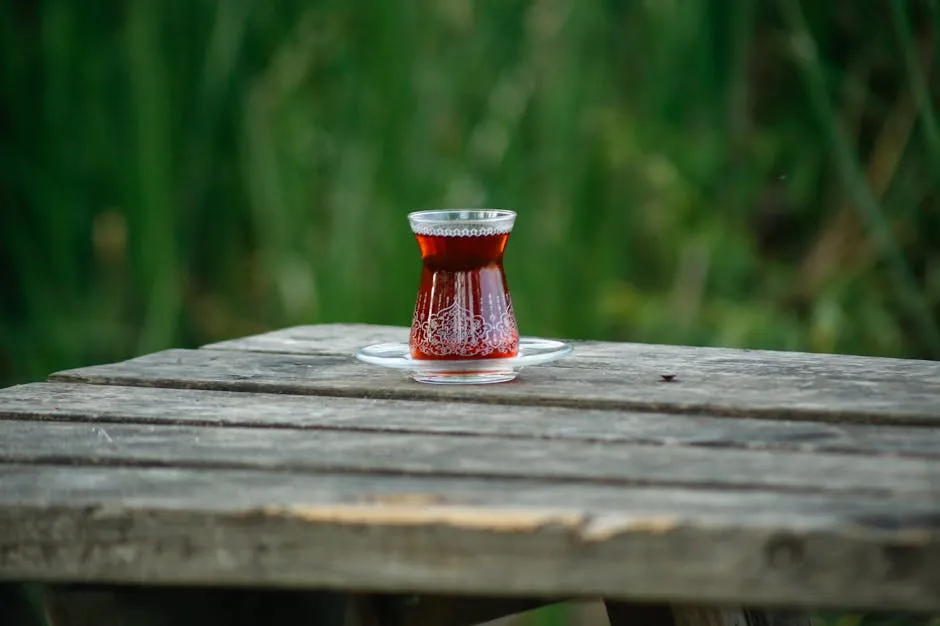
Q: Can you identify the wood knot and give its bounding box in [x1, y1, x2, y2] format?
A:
[765, 535, 805, 570]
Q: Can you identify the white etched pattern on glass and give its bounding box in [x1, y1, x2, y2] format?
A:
[409, 222, 513, 237]
[411, 294, 517, 357]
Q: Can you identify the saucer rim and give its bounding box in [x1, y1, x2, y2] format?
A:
[354, 337, 573, 372]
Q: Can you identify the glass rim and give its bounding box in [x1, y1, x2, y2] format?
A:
[407, 209, 516, 236]
[407, 208, 516, 224]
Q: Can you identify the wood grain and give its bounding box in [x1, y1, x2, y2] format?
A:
[203, 323, 409, 356]
[0, 417, 935, 497]
[0, 465, 938, 611]
[3, 383, 940, 459]
[49, 345, 940, 425]
[7, 323, 940, 615]
[197, 323, 937, 379]
[204, 324, 940, 397]
[4, 463, 938, 525]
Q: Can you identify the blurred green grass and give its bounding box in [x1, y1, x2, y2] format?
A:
[2, 0, 938, 387]
[1, 1, 939, 624]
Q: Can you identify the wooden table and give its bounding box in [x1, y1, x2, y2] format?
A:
[1, 323, 939, 626]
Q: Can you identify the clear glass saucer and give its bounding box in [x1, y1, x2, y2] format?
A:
[354, 338, 573, 384]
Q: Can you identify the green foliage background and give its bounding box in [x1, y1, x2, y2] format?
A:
[0, 1, 938, 623]
[2, 0, 939, 387]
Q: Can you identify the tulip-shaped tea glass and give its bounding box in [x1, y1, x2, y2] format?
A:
[355, 209, 571, 384]
[408, 209, 519, 362]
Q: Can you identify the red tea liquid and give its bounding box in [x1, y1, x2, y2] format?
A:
[410, 232, 519, 360]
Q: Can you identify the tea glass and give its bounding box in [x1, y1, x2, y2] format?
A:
[354, 208, 571, 383]
[408, 209, 519, 372]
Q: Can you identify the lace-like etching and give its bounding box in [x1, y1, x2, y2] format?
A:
[409, 223, 513, 237]
[411, 297, 517, 357]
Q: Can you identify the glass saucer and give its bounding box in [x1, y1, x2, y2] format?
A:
[354, 338, 573, 384]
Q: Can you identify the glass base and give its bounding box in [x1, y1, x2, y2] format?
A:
[354, 338, 572, 385]
[411, 369, 518, 385]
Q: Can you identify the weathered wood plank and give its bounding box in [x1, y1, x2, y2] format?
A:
[2, 383, 940, 459]
[203, 323, 409, 356]
[0, 417, 936, 496]
[204, 324, 940, 391]
[49, 347, 940, 425]
[6, 464, 938, 524]
[1, 465, 939, 611]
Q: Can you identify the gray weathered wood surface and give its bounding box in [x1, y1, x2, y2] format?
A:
[1, 323, 939, 615]
[1, 464, 937, 610]
[52, 328, 940, 424]
[0, 412, 936, 495]
[4, 382, 940, 459]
